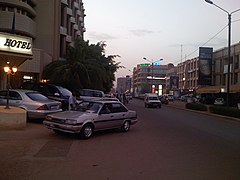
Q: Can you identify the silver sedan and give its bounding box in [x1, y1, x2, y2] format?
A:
[43, 100, 138, 139]
[0, 89, 62, 119]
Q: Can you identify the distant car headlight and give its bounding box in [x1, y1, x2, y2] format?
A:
[65, 119, 77, 125]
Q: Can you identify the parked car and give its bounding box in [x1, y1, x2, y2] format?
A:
[214, 98, 225, 105]
[20, 81, 72, 110]
[144, 93, 161, 108]
[76, 89, 104, 101]
[0, 89, 62, 119]
[166, 94, 174, 102]
[43, 100, 138, 139]
[159, 95, 169, 104]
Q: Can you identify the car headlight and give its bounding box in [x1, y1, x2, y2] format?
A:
[65, 119, 77, 125]
[45, 116, 52, 121]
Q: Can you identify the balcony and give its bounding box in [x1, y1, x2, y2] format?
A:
[66, 35, 72, 43]
[61, 0, 68, 6]
[70, 17, 76, 24]
[66, 8, 73, 16]
[60, 26, 67, 36]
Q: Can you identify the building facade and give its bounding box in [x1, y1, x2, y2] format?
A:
[177, 42, 240, 105]
[0, 0, 86, 89]
[177, 57, 199, 95]
[116, 76, 132, 94]
[132, 63, 175, 96]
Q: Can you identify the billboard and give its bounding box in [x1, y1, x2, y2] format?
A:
[170, 76, 179, 90]
[198, 47, 213, 85]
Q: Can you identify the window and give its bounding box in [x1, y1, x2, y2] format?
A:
[234, 55, 239, 69]
[0, 91, 7, 99]
[9, 91, 22, 100]
[111, 103, 128, 113]
[234, 73, 238, 84]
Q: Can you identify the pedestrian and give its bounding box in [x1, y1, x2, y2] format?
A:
[69, 90, 77, 110]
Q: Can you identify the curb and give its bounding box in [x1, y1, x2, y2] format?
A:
[166, 103, 240, 122]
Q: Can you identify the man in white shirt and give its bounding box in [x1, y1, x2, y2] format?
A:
[69, 91, 77, 110]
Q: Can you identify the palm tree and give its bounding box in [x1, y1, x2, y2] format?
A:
[42, 38, 122, 92]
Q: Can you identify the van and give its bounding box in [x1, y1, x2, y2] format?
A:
[144, 93, 161, 108]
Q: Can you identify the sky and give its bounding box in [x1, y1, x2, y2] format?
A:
[84, 0, 240, 79]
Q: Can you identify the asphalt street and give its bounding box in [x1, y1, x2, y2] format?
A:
[0, 99, 240, 180]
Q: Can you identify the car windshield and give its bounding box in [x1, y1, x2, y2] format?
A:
[58, 87, 72, 97]
[26, 92, 49, 101]
[77, 101, 102, 113]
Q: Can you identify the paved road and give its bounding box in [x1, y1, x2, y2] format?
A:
[0, 99, 240, 180]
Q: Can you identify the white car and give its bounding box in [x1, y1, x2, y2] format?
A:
[43, 100, 138, 139]
[214, 98, 225, 105]
[0, 89, 62, 119]
[144, 93, 161, 108]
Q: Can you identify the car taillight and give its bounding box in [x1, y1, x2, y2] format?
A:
[37, 105, 49, 110]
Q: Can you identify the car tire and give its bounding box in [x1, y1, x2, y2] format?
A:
[121, 121, 130, 132]
[80, 124, 94, 139]
[53, 129, 62, 134]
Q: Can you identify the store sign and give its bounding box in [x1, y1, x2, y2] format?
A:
[140, 63, 150, 67]
[0, 33, 32, 55]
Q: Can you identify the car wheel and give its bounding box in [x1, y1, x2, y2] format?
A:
[80, 124, 94, 139]
[121, 121, 130, 132]
[53, 129, 62, 134]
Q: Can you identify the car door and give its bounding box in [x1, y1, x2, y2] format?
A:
[8, 91, 23, 107]
[108, 102, 128, 128]
[95, 103, 116, 130]
[0, 90, 23, 107]
[0, 90, 7, 105]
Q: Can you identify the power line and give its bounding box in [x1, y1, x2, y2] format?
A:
[173, 18, 240, 64]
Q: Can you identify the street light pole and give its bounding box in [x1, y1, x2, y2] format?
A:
[143, 57, 163, 93]
[205, 0, 240, 107]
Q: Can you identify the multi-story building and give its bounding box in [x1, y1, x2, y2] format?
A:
[0, 0, 86, 89]
[177, 42, 240, 105]
[213, 43, 240, 93]
[116, 76, 132, 94]
[177, 57, 199, 94]
[132, 63, 175, 96]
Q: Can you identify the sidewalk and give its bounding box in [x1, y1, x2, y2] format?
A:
[165, 100, 240, 122]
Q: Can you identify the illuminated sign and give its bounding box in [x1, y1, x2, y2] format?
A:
[140, 63, 150, 67]
[147, 76, 166, 80]
[153, 62, 161, 66]
[0, 32, 32, 55]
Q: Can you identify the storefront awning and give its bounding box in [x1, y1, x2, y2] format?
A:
[0, 51, 32, 67]
[197, 85, 240, 94]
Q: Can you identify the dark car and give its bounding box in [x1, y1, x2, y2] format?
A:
[159, 95, 169, 104]
[20, 82, 72, 110]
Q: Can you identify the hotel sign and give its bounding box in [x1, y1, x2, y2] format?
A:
[0, 32, 32, 55]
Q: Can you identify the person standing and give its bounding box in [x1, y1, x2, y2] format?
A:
[69, 90, 77, 110]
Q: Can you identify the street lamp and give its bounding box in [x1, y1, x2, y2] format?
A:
[143, 57, 163, 93]
[3, 63, 18, 109]
[205, 0, 240, 107]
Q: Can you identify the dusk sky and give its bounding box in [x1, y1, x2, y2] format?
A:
[84, 0, 240, 79]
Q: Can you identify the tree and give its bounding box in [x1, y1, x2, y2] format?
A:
[42, 38, 122, 92]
